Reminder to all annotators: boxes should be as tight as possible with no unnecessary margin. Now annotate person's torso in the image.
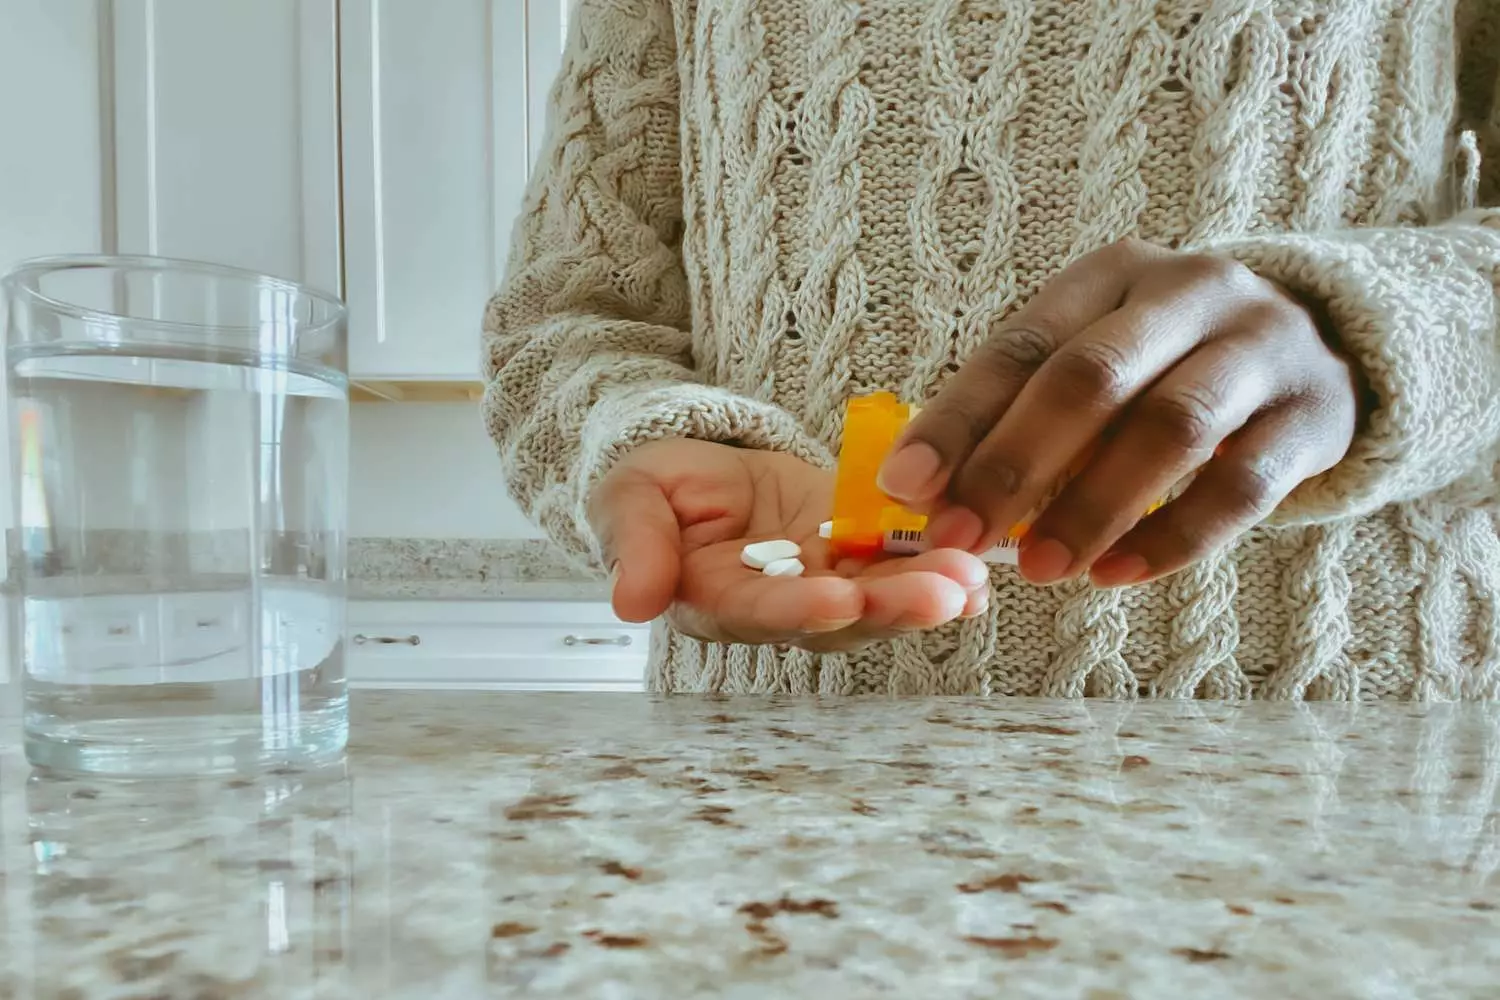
[639,0,1500,700]
[665,0,1481,450]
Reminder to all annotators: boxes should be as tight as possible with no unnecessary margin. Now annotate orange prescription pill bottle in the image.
[827,392,1170,564]
[828,392,929,561]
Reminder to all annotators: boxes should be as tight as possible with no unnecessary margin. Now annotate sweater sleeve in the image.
[1203,2,1500,524]
[480,0,828,567]
[1206,207,1500,523]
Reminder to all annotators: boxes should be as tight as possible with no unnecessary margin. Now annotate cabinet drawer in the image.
[345,599,650,691]
[349,619,643,659]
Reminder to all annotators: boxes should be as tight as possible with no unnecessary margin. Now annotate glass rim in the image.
[1,253,346,338]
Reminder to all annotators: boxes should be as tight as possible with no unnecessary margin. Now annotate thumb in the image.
[588,468,681,623]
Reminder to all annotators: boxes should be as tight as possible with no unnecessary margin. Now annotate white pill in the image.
[740,538,801,569]
[818,521,833,539]
[762,556,805,578]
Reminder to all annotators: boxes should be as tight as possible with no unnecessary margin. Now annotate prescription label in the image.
[882,528,1020,565]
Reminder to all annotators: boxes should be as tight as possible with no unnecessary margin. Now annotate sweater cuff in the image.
[1204,217,1500,522]
[558,385,832,567]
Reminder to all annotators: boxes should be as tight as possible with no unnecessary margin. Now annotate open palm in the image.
[589,440,989,651]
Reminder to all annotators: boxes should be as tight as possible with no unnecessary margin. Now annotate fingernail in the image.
[1020,537,1073,585]
[938,585,969,621]
[927,506,985,551]
[960,590,991,619]
[608,561,622,591]
[877,441,942,502]
[1090,551,1150,588]
[805,616,861,633]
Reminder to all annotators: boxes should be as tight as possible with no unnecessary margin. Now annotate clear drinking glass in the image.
[2,255,349,775]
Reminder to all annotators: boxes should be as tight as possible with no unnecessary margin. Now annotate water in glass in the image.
[4,257,349,774]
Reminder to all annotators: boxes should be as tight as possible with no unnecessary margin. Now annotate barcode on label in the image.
[882,528,930,555]
[980,536,1020,566]
[881,530,1021,563]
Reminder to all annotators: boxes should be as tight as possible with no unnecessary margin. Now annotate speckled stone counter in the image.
[348,576,610,600]
[349,537,607,601]
[2,693,1496,998]
[1,535,608,601]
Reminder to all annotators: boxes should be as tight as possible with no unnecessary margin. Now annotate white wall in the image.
[350,402,541,538]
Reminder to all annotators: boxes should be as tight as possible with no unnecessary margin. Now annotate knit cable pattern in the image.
[485,0,1500,700]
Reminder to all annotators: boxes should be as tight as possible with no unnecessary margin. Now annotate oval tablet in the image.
[740,538,801,569]
[762,557,806,578]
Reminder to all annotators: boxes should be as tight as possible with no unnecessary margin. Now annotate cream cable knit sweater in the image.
[484,0,1500,699]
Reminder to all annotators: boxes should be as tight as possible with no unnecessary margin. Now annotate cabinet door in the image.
[111,0,341,291]
[340,0,570,381]
[1,0,339,290]
[0,1,108,275]
[0,0,109,592]
[0,0,340,589]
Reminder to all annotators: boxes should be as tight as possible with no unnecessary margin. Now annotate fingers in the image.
[671,547,990,651]
[885,245,1251,553]
[878,240,1156,508]
[832,551,990,642]
[588,468,683,624]
[937,294,1225,551]
[830,547,992,635]
[938,256,1272,551]
[1017,337,1274,584]
[858,571,972,630]
[671,560,868,644]
[888,247,1318,559]
[797,572,975,653]
[856,547,991,591]
[1087,404,1335,587]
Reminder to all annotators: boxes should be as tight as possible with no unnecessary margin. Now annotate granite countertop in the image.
[1,536,610,602]
[349,537,609,601]
[1,692,1496,998]
[348,577,610,601]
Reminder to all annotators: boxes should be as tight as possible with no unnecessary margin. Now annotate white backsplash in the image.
[350,401,542,540]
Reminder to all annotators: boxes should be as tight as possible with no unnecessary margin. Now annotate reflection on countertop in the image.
[1,692,1496,998]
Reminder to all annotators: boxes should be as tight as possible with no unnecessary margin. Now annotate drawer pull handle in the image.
[563,634,632,648]
[353,633,421,646]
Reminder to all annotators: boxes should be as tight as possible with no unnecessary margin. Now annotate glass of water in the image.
[2,255,349,775]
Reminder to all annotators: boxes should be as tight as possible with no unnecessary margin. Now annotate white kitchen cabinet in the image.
[347,600,647,691]
[340,0,571,382]
[0,0,343,586]
[0,0,340,291]
[109,0,342,291]
[1,1,573,558]
[17,587,336,686]
[0,2,109,276]
[4,0,569,382]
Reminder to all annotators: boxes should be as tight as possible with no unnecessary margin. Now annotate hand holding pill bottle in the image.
[827,392,1169,564]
